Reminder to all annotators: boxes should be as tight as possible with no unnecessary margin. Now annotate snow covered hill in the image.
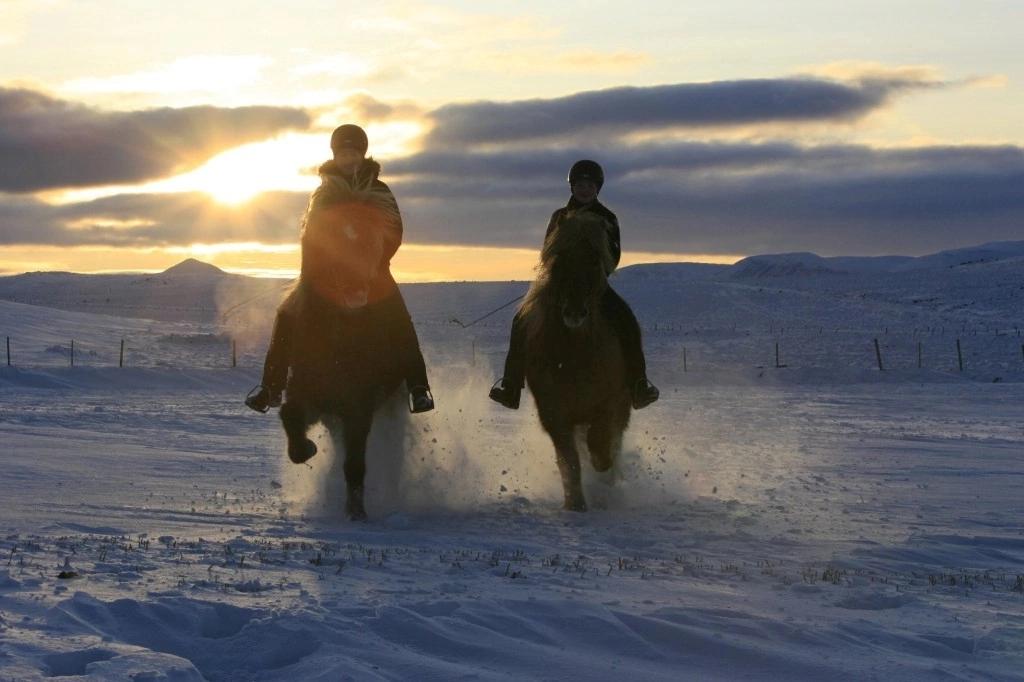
[3,241,1023,331]
[3,239,1023,381]
[0,258,287,323]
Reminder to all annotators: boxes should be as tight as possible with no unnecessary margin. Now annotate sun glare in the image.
[182,136,323,206]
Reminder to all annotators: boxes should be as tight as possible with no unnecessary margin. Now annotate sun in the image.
[188,139,318,206]
[138,134,324,206]
[41,126,424,209]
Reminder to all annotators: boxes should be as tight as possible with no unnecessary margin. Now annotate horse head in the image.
[299,199,398,310]
[537,210,614,329]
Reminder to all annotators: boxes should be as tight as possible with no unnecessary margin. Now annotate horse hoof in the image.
[346,487,366,521]
[288,438,317,464]
[563,500,588,512]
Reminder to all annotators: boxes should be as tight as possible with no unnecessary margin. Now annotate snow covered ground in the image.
[1,247,1023,680]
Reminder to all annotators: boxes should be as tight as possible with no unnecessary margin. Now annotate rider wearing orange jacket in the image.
[246,124,434,415]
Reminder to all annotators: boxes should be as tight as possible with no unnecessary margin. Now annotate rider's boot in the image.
[631,377,660,409]
[488,378,521,410]
[245,385,282,413]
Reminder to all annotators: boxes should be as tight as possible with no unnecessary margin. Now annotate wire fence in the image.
[4,324,1024,378]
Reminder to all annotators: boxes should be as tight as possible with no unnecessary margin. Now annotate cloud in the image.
[0,87,312,192]
[344,93,426,122]
[2,74,1019,260]
[472,49,651,76]
[964,74,1009,89]
[385,141,1024,255]
[424,76,939,147]
[62,55,273,95]
[389,141,1024,187]
[0,191,309,247]
[5,139,1019,258]
[802,61,943,85]
[291,53,372,79]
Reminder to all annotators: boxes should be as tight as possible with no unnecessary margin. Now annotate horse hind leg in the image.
[549,429,587,512]
[280,401,318,464]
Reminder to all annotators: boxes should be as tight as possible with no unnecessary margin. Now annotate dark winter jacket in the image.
[306,158,403,300]
[545,197,622,272]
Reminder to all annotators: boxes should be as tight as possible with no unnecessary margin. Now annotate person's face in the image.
[571,179,598,204]
[333,147,364,175]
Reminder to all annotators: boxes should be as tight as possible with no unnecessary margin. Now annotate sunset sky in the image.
[2,1,1022,280]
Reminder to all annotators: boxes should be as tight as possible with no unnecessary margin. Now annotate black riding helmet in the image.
[330,124,369,155]
[568,159,604,193]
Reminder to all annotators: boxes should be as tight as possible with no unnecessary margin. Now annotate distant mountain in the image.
[825,255,915,273]
[726,240,1024,279]
[161,258,227,278]
[0,259,285,323]
[727,252,839,278]
[2,242,1023,327]
[614,262,728,283]
[892,241,1024,271]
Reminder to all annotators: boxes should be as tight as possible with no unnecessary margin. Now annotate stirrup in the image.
[488,378,521,410]
[409,386,435,414]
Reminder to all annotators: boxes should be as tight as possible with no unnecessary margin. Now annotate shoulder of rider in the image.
[592,200,622,268]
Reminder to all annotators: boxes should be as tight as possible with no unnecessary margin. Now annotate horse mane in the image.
[518,210,615,322]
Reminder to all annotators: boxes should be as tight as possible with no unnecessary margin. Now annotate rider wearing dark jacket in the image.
[489,160,659,410]
[546,197,621,268]
[246,124,433,415]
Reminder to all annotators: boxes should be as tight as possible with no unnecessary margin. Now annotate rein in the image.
[449,293,525,328]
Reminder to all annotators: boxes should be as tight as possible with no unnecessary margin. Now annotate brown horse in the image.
[276,192,405,521]
[520,210,632,511]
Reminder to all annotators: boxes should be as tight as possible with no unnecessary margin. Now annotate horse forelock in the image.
[539,211,614,273]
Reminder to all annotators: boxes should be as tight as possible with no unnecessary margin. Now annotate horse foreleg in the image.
[550,429,587,512]
[341,411,373,521]
[587,404,628,473]
[279,401,318,464]
[586,422,617,473]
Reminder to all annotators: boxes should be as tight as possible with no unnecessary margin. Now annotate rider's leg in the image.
[489,312,525,409]
[383,291,434,413]
[245,311,289,412]
[600,288,659,409]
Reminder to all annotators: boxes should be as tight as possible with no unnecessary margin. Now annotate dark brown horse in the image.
[277,193,405,520]
[521,210,632,511]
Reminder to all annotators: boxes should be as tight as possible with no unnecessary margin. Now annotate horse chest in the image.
[546,337,598,377]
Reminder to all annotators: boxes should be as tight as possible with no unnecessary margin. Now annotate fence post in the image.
[917,341,922,369]
[956,339,963,372]
[471,338,477,367]
[874,338,884,371]
[70,339,75,367]
[231,339,237,368]
[5,336,9,367]
[119,339,124,368]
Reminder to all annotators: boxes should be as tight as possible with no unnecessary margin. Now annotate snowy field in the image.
[1,247,1024,680]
